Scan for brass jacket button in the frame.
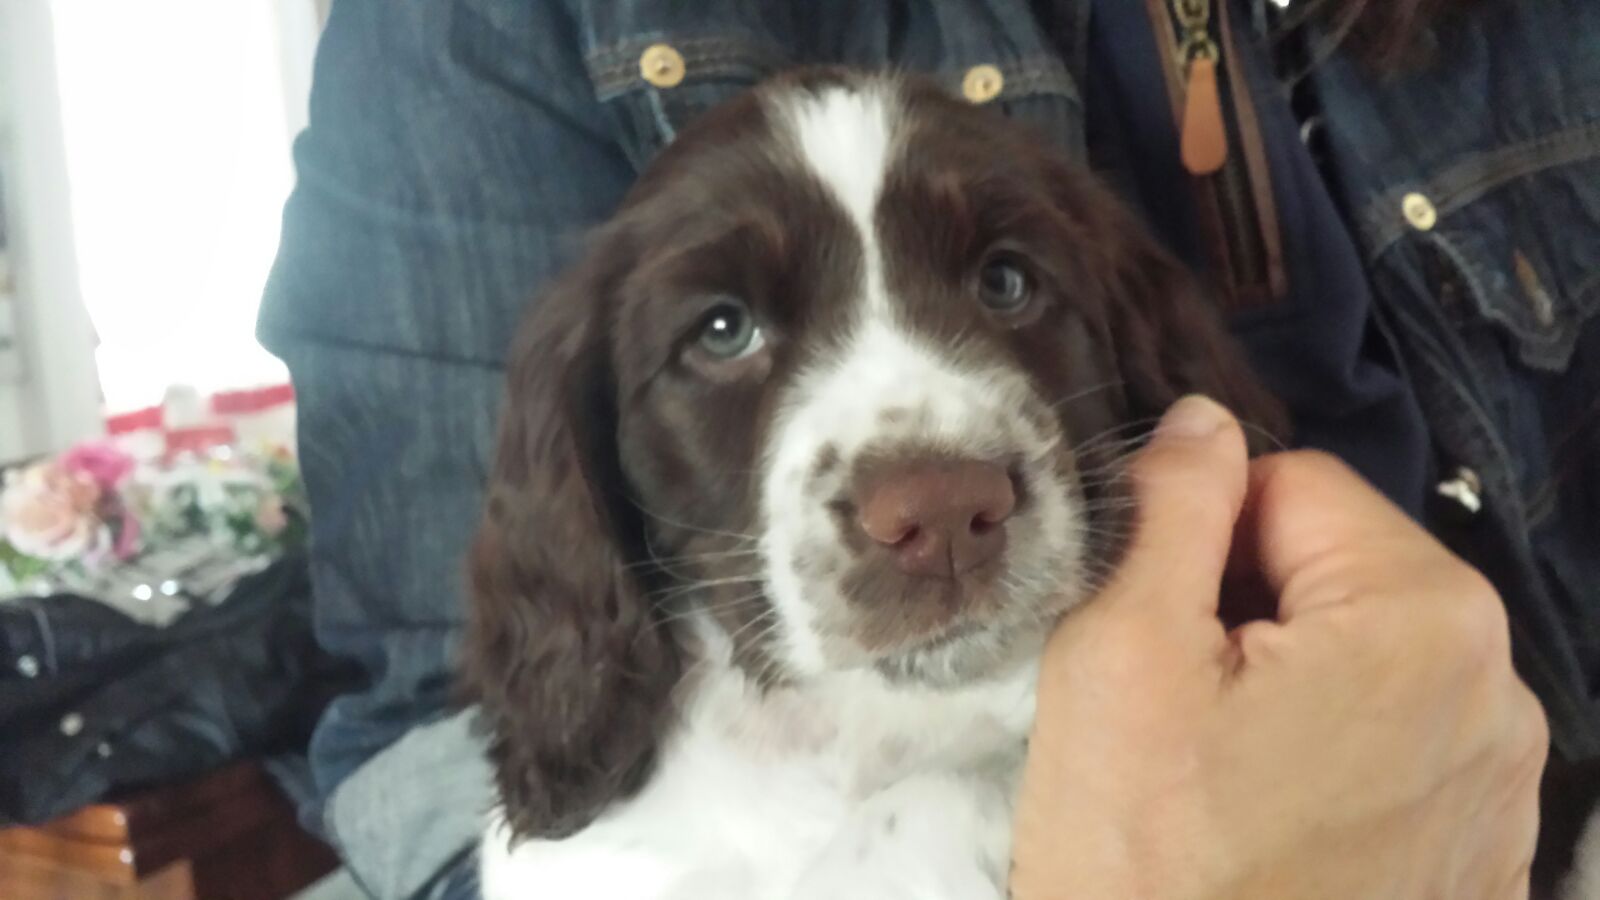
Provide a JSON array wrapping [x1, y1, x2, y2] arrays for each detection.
[[962, 64, 1004, 103], [640, 43, 686, 89], [1402, 192, 1438, 231]]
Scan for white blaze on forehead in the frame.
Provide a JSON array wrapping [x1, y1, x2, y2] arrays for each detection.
[[777, 82, 897, 316]]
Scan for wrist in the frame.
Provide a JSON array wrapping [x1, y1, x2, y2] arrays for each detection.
[[1008, 807, 1219, 900], [1009, 785, 1273, 900]]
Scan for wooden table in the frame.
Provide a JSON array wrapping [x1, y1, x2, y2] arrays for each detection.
[[0, 763, 338, 900]]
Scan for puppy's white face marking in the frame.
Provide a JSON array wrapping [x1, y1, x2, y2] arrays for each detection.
[[759, 83, 1089, 680], [780, 82, 897, 319], [758, 84, 899, 673]]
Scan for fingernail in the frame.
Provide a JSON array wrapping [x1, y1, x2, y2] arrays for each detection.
[[1159, 395, 1231, 439]]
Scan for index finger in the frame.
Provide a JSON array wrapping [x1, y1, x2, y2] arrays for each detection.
[[1233, 451, 1442, 621]]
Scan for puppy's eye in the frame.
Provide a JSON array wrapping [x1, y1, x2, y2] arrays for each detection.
[[977, 257, 1033, 313], [696, 300, 765, 360]]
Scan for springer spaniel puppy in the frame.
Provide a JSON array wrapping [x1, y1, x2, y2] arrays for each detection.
[[465, 69, 1285, 900]]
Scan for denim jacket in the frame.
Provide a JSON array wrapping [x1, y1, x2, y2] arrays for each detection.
[[260, 1, 1599, 896], [1307, 3, 1600, 768]]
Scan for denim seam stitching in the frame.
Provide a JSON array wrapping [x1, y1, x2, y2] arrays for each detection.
[[586, 35, 786, 89], [1360, 119, 1600, 258], [588, 45, 1080, 102], [1418, 230, 1596, 371]]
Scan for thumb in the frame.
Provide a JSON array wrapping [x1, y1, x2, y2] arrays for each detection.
[[1098, 395, 1250, 627]]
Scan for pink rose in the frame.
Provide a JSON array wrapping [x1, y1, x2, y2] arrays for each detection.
[[255, 495, 288, 537], [60, 442, 137, 492], [1, 463, 103, 561]]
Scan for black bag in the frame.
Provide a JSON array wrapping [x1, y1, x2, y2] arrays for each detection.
[[0, 552, 355, 826]]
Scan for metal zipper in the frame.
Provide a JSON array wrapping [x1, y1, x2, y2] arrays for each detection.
[[1217, 145, 1267, 291], [1151, 0, 1287, 309]]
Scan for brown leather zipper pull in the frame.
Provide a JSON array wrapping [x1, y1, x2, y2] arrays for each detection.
[[1180, 55, 1227, 175], [1172, 0, 1228, 175]]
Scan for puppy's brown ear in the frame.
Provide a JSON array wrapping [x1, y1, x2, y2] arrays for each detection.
[[463, 230, 679, 840], [1091, 202, 1291, 452]]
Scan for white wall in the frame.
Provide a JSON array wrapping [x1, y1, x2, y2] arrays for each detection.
[[0, 2, 104, 464], [0, 1, 325, 466], [0, 15, 29, 460], [49, 1, 300, 413]]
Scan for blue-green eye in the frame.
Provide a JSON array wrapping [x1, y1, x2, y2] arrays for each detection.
[[696, 301, 765, 359], [978, 257, 1033, 312]]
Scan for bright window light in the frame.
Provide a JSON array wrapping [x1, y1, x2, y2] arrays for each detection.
[[49, 1, 295, 414]]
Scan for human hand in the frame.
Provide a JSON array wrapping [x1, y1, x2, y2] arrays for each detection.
[[1009, 396, 1548, 900]]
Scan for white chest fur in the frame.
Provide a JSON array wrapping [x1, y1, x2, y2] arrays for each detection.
[[480, 658, 1038, 900]]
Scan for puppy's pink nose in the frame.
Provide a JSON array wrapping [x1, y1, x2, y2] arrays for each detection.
[[856, 460, 1015, 579]]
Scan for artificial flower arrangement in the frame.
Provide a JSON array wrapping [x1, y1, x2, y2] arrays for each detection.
[[0, 440, 306, 602]]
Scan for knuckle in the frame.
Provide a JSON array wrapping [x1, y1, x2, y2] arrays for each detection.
[[1317, 595, 1380, 640], [1442, 601, 1505, 669], [1251, 449, 1365, 516], [1314, 599, 1410, 669], [1510, 689, 1551, 767], [1429, 566, 1510, 666], [1262, 449, 1354, 490], [1446, 563, 1502, 610]]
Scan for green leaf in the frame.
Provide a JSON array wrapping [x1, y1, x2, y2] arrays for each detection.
[[0, 541, 52, 584]]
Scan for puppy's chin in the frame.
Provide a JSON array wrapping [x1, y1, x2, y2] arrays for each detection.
[[870, 621, 1051, 689]]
